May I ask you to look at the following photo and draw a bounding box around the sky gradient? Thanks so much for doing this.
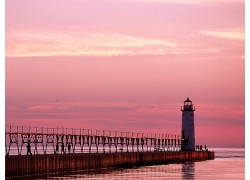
[5,0,245,148]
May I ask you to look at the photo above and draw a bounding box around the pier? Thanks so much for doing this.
[5,125,214,179]
[6,150,214,179]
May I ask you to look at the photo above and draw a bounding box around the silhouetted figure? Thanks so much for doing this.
[205,145,207,151]
[26,143,32,155]
[56,144,59,154]
[61,143,65,154]
[68,144,71,153]
[200,145,202,151]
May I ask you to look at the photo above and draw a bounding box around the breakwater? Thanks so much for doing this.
[6,151,214,179]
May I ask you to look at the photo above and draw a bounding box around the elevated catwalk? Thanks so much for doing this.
[5,125,188,156]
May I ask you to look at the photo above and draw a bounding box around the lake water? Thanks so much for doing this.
[41,148,245,180]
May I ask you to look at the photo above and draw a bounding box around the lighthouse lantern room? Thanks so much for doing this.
[181,97,195,151]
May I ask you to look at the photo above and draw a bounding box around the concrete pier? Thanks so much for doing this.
[6,151,214,179]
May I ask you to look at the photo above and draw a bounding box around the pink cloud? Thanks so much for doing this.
[201,29,245,41]
[6,29,178,57]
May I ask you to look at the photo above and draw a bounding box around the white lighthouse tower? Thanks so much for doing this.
[181,97,195,151]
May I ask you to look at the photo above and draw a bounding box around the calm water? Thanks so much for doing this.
[41,148,245,180]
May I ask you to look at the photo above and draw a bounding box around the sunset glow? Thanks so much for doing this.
[5,0,244,148]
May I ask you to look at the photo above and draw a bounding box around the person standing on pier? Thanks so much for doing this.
[26,141,32,155]
[61,143,65,154]
[68,144,71,153]
[55,144,59,154]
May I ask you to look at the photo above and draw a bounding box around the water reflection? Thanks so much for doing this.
[43,162,195,180]
[10,162,198,180]
[182,162,195,180]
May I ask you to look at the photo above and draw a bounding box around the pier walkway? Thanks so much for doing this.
[5,125,187,156]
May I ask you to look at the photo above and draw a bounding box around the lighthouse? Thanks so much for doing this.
[181,97,195,151]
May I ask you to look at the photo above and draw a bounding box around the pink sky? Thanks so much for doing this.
[5,0,244,148]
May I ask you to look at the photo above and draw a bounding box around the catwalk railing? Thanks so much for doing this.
[5,125,188,156]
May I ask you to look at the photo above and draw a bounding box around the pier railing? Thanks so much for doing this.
[5,125,188,156]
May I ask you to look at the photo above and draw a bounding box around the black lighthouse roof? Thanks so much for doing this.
[184,97,192,102]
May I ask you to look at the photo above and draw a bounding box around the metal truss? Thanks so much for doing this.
[5,125,187,156]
